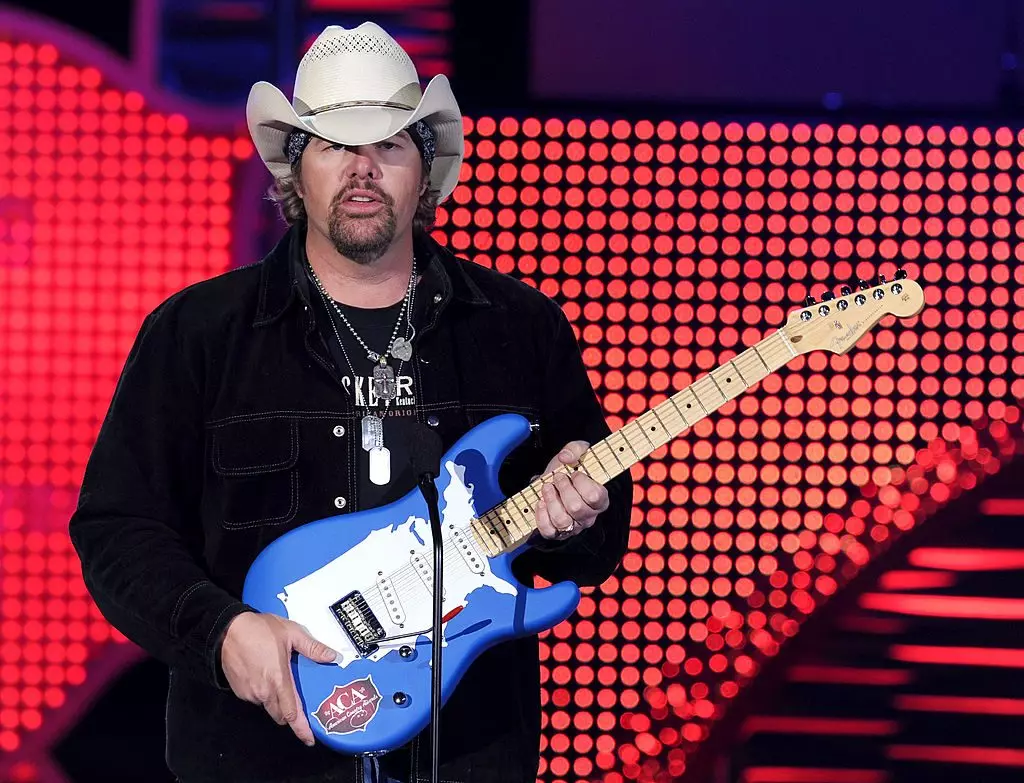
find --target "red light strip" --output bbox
[894,695,1024,716]
[876,571,956,591]
[837,615,909,635]
[741,768,890,783]
[787,666,913,686]
[861,593,1024,620]
[979,498,1024,516]
[887,745,1024,767]
[908,548,1024,571]
[890,645,1024,668]
[743,717,899,737]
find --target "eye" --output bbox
[328,143,346,151]
[377,142,398,151]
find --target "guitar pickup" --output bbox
[331,591,385,657]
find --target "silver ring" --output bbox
[558,520,576,537]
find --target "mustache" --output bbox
[332,181,393,208]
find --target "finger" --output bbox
[285,675,316,747]
[553,473,588,522]
[556,441,590,465]
[262,687,286,725]
[543,482,575,532]
[570,472,609,515]
[535,488,560,539]
[289,626,338,663]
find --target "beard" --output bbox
[326,183,398,265]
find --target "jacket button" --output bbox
[432,293,442,304]
[334,496,347,509]
[333,425,345,437]
[427,415,439,427]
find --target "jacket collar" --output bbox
[253,223,489,328]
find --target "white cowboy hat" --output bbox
[246,22,464,200]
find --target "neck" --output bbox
[467,328,802,557]
[305,226,416,308]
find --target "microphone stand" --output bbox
[416,472,444,783]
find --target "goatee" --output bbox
[327,186,397,265]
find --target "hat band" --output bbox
[300,99,416,116]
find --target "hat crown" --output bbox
[292,23,423,116]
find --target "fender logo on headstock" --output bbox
[830,320,865,351]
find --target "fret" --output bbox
[667,395,690,429]
[593,439,625,472]
[709,365,742,400]
[495,500,531,539]
[734,349,769,385]
[681,387,707,420]
[649,406,673,441]
[693,375,726,408]
[586,447,612,475]
[476,325,812,555]
[473,514,507,554]
[631,416,658,452]
[468,523,493,556]
[751,344,771,373]
[729,359,748,387]
[777,330,798,358]
[606,431,638,464]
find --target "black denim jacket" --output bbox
[68,224,632,783]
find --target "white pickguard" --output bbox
[278,460,516,669]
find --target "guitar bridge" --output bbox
[331,591,385,656]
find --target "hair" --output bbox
[266,151,441,233]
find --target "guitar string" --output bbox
[352,297,892,628]
[344,295,896,630]
[332,293,898,641]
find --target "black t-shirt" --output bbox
[312,293,420,510]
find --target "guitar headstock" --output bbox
[782,269,925,355]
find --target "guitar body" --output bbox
[242,413,581,755]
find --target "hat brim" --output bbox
[246,74,464,201]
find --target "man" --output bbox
[69,22,631,783]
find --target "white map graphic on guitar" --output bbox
[277,460,517,670]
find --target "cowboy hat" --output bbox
[246,22,464,200]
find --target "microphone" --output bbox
[407,422,445,783]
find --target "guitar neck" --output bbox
[469,328,801,557]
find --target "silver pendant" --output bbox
[369,446,391,485]
[361,415,383,452]
[371,364,397,401]
[391,337,413,362]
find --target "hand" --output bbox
[535,441,609,541]
[220,612,337,746]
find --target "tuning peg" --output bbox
[839,285,853,296]
[803,295,816,307]
[858,278,871,290]
[820,291,835,302]
[894,268,907,280]
[876,274,887,285]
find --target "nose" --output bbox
[344,145,380,181]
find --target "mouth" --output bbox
[340,189,386,205]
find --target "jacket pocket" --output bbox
[210,417,300,529]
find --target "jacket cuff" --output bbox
[204,600,256,690]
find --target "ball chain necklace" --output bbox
[307,258,418,486]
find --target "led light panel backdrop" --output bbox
[2,31,1024,783]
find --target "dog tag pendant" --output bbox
[361,415,383,452]
[371,363,397,401]
[369,446,391,485]
[391,337,413,362]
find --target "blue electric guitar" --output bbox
[242,274,924,754]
